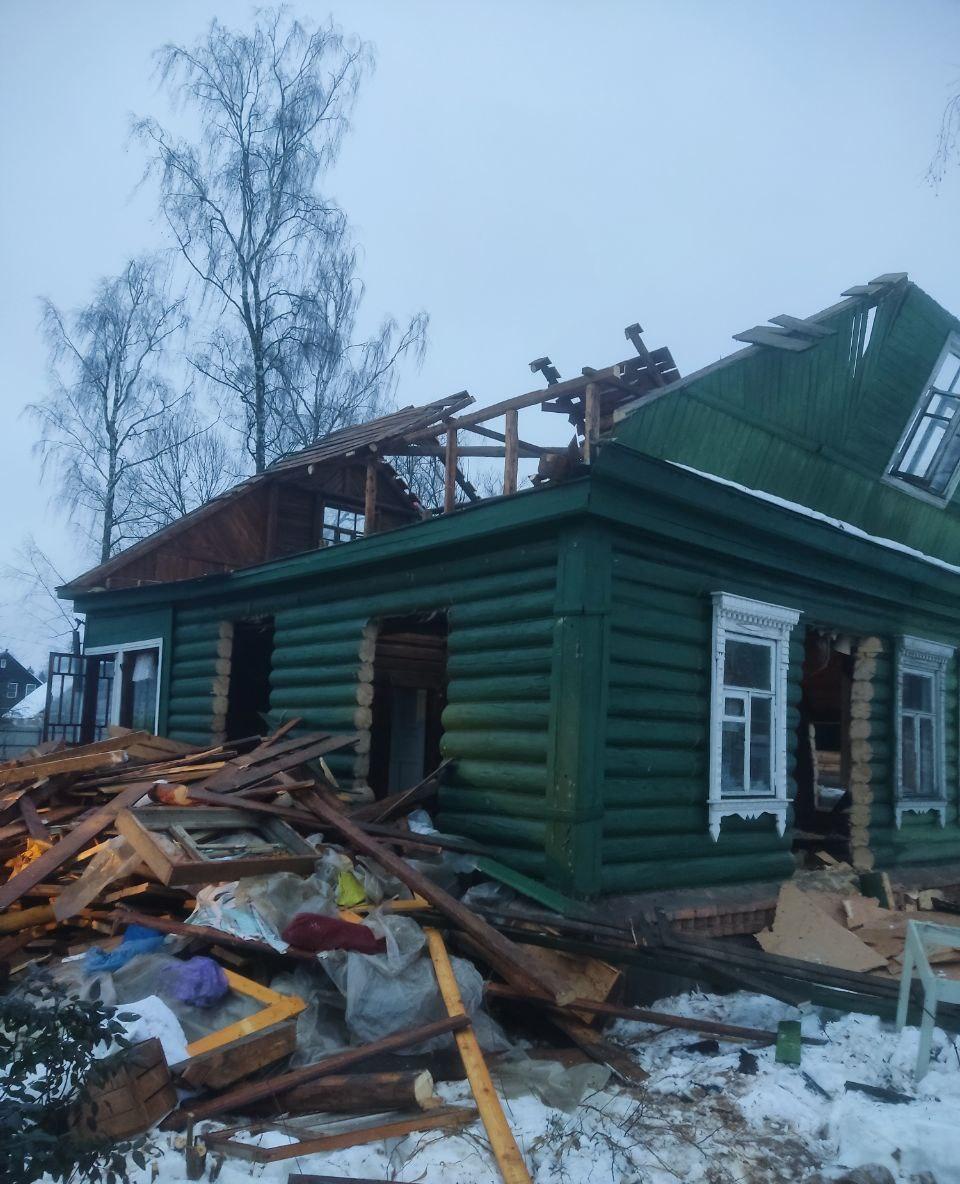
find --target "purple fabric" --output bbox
[163,956,229,1007]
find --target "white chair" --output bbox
[895,919,960,1081]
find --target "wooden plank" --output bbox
[426,929,532,1184]
[53,838,143,922]
[0,781,156,911]
[18,795,48,841]
[207,1106,477,1163]
[185,969,306,1057]
[175,1021,297,1090]
[349,760,449,824]
[484,984,781,1044]
[297,789,576,1004]
[443,427,458,514]
[503,409,519,496]
[583,383,600,463]
[167,1015,472,1128]
[364,453,378,534]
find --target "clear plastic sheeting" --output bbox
[493,1050,611,1113]
[321,912,510,1054]
[270,966,351,1066]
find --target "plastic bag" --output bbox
[271,966,350,1066]
[494,1050,611,1112]
[83,923,166,973]
[162,956,229,1007]
[321,912,509,1053]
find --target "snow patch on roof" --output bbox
[669,460,960,580]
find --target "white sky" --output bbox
[1,0,959,668]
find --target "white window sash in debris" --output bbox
[886,333,960,504]
[894,635,954,828]
[708,592,800,841]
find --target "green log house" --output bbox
[57,273,960,899]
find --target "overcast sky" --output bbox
[1,0,958,668]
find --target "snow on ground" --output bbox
[34,989,960,1183]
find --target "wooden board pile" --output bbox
[7,725,959,1179]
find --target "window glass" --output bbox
[749,696,773,792]
[902,671,933,713]
[721,719,745,794]
[891,344,960,495]
[723,639,771,690]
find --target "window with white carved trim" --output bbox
[895,636,953,828]
[709,593,800,841]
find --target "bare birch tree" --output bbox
[29,258,190,562]
[135,412,233,532]
[930,85,960,185]
[137,10,426,472]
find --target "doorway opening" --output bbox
[368,613,448,798]
[225,617,275,741]
[793,627,854,862]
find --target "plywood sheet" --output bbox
[757,884,888,973]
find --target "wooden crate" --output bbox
[72,1037,175,1141]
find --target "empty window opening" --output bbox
[793,629,853,862]
[368,613,448,798]
[226,617,275,741]
[322,505,365,545]
[888,337,960,499]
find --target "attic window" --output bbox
[888,338,960,500]
[321,506,365,545]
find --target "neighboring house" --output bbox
[0,650,41,713]
[0,674,46,758]
[55,273,960,899]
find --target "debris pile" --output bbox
[2,727,960,1183]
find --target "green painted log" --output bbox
[602,777,711,807]
[607,634,709,673]
[167,694,223,715]
[610,611,708,646]
[170,658,227,680]
[451,619,555,652]
[605,719,707,748]
[600,850,795,894]
[168,675,218,697]
[434,811,545,846]
[272,667,364,690]
[613,583,705,615]
[606,691,707,721]
[447,648,552,677]
[439,730,547,762]
[450,591,556,628]
[601,805,706,834]
[166,728,214,745]
[438,787,551,817]
[603,829,788,863]
[273,618,368,645]
[265,699,367,728]
[171,625,225,647]
[270,641,368,668]
[439,758,546,794]
[605,749,705,778]
[441,702,551,731]
[268,681,357,708]
[608,664,708,694]
[173,640,226,663]
[445,674,552,703]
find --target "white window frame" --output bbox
[84,638,163,733]
[709,593,801,841]
[885,333,960,507]
[894,636,954,828]
[24,683,36,695]
[5,681,17,699]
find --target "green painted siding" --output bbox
[616,283,960,566]
[81,605,174,733]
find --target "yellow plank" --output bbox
[425,927,532,1184]
[185,969,306,1057]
